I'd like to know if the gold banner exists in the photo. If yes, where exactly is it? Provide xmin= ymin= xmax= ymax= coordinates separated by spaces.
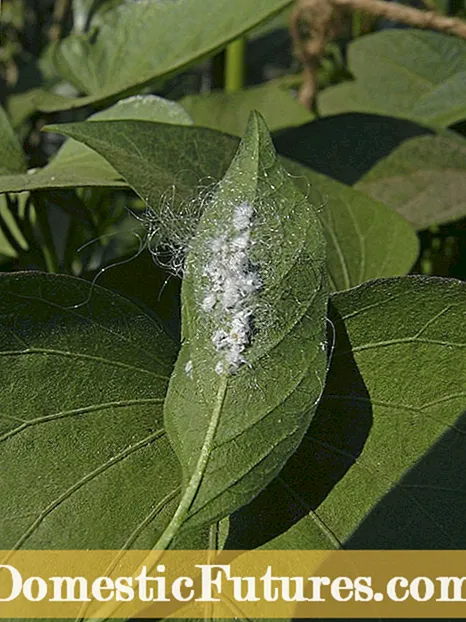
xmin=1 ymin=550 xmax=466 ymax=618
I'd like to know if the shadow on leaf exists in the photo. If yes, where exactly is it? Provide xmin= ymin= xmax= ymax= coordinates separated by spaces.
xmin=346 ymin=407 xmax=466 ymax=550
xmin=273 ymin=113 xmax=433 ymax=185
xmin=226 ymin=301 xmax=372 ymax=549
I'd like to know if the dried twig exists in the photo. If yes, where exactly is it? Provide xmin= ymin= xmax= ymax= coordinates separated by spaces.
xmin=291 ymin=0 xmax=466 ymax=109
xmin=49 ymin=0 xmax=71 ymax=41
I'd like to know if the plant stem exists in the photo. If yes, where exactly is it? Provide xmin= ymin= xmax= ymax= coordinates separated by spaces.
xmin=291 ymin=0 xmax=466 ymax=109
xmin=31 ymin=192 xmax=59 ymax=273
xmin=88 ymin=376 xmax=229 ymax=622
xmin=153 ymin=376 xmax=228 ymax=551
xmin=225 ymin=38 xmax=246 ymax=93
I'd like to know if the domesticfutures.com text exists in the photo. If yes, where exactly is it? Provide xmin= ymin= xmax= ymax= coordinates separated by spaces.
xmin=1 ymin=563 xmax=466 ymax=604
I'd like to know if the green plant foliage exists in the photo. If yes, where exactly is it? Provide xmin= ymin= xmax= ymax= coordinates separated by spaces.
xmin=319 ymin=30 xmax=466 ymax=128
xmin=274 ymin=113 xmax=466 ymax=231
xmin=47 ymin=94 xmax=193 ymax=182
xmin=44 ymin=119 xmax=419 ymax=291
xmin=272 ymin=113 xmax=434 ymax=186
xmin=36 ymin=0 xmax=293 ymax=112
xmin=0 ymin=272 xmax=183 ymax=550
xmin=1 ymin=271 xmax=464 ymax=558
xmin=0 ymin=95 xmax=192 ymax=193
xmin=181 ymin=81 xmax=313 ymax=136
xmin=0 ymin=0 xmax=465 ymax=599
xmin=229 ymin=276 xmax=466 ymax=551
xmin=297 ymin=169 xmax=420 ymax=291
xmin=161 ymin=113 xmax=328 ymax=538
xmin=0 ymin=194 xmax=29 ymax=259
xmin=356 ymin=134 xmax=466 ymax=229
xmin=0 ymin=105 xmax=27 ymax=175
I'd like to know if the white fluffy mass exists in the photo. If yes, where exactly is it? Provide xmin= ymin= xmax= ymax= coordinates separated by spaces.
xmin=201 ymin=201 xmax=261 ymax=374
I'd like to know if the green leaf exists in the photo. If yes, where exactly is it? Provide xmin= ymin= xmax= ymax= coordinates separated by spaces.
xmin=0 ymin=194 xmax=29 ymax=259
xmin=274 ymin=113 xmax=466 ymax=231
xmin=46 ymin=94 xmax=193 ymax=182
xmin=181 ymin=81 xmax=313 ymax=137
xmin=319 ymin=30 xmax=466 ymax=128
xmin=356 ymin=133 xmax=466 ymax=229
xmin=0 ymin=272 xmax=182 ymax=550
xmin=0 ymin=95 xmax=192 ymax=194
xmin=293 ymin=168 xmax=420 ymax=292
xmin=273 ymin=113 xmax=434 ymax=186
xmin=44 ymin=120 xmax=419 ymax=290
xmin=38 ymin=0 xmax=293 ymax=112
xmin=228 ymin=276 xmax=466 ymax=550
xmin=0 ymin=105 xmax=27 ymax=175
xmin=159 ymin=112 xmax=328 ymax=539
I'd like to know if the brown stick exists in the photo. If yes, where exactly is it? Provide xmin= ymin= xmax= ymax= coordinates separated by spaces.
xmin=48 ymin=0 xmax=71 ymax=41
xmin=335 ymin=0 xmax=466 ymax=38
xmin=291 ymin=0 xmax=466 ymax=110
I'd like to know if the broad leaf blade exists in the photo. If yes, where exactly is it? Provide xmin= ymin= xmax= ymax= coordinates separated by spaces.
xmin=46 ymin=94 xmax=193 ymax=181
xmin=273 ymin=113 xmax=434 ymax=186
xmin=163 ymin=112 xmax=328 ymax=532
xmin=357 ymin=134 xmax=466 ymax=229
xmin=39 ymin=0 xmax=293 ymax=111
xmin=181 ymin=81 xmax=313 ymax=136
xmin=319 ymin=30 xmax=466 ymax=128
xmin=44 ymin=120 xmax=418 ymax=290
xmin=285 ymin=162 xmax=419 ymax=291
xmin=0 ymin=95 xmax=192 ymax=193
xmin=0 ymin=273 xmax=180 ymax=550
xmin=227 ymin=276 xmax=466 ymax=550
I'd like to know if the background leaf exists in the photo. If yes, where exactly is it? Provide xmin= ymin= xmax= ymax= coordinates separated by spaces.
xmin=46 ymin=94 xmax=193 ymax=182
xmin=0 ymin=95 xmax=192 ymax=194
xmin=319 ymin=30 xmax=466 ymax=128
xmin=275 ymin=113 xmax=466 ymax=230
xmin=273 ymin=113 xmax=434 ymax=186
xmin=44 ymin=120 xmax=419 ymax=291
xmin=38 ymin=0 xmax=293 ymax=112
xmin=0 ymin=194 xmax=30 ymax=260
xmin=227 ymin=276 xmax=466 ymax=550
xmin=162 ymin=112 xmax=328 ymax=534
xmin=181 ymin=81 xmax=313 ymax=136
xmin=0 ymin=272 xmax=183 ymax=550
xmin=0 ymin=105 xmax=27 ymax=175
xmin=291 ymin=168 xmax=420 ymax=292
xmin=356 ymin=134 xmax=466 ymax=229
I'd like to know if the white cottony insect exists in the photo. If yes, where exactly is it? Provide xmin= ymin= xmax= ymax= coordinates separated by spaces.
xmin=184 ymin=359 xmax=193 ymax=378
xmin=200 ymin=201 xmax=261 ymax=374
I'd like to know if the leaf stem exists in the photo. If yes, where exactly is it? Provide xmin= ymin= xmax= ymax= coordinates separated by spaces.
xmin=88 ymin=375 xmax=229 ymax=622
xmin=154 ymin=375 xmax=228 ymax=550
xmin=225 ymin=38 xmax=246 ymax=93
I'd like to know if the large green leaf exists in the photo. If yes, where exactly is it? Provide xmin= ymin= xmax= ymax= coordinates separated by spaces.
xmin=0 ymin=105 xmax=27 ymax=175
xmin=157 ymin=113 xmax=328 ymax=540
xmin=37 ymin=0 xmax=293 ymax=112
xmin=0 ymin=95 xmax=192 ymax=194
xmin=47 ymin=94 xmax=193 ymax=181
xmin=181 ymin=81 xmax=313 ymax=137
xmin=356 ymin=134 xmax=466 ymax=229
xmin=0 ymin=272 xmax=183 ymax=550
xmin=285 ymin=163 xmax=419 ymax=292
xmin=273 ymin=113 xmax=434 ymax=186
xmin=228 ymin=275 xmax=466 ymax=551
xmin=274 ymin=113 xmax=466 ymax=230
xmin=319 ymin=30 xmax=466 ymax=128
xmin=44 ymin=120 xmax=419 ymax=291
